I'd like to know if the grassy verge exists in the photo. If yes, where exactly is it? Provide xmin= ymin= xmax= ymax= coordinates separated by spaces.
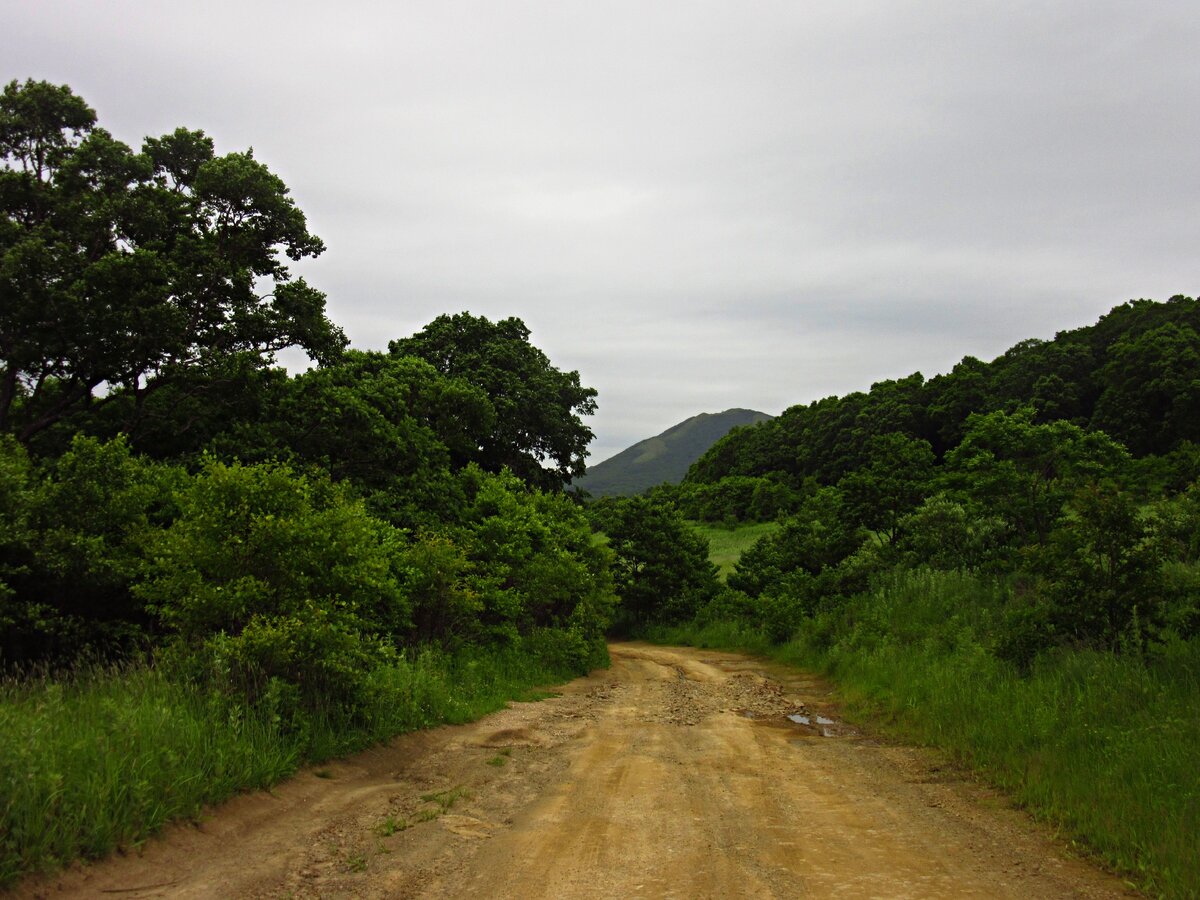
xmin=0 ymin=639 xmax=601 ymax=888
xmin=646 ymin=570 xmax=1200 ymax=899
xmin=688 ymin=520 xmax=781 ymax=580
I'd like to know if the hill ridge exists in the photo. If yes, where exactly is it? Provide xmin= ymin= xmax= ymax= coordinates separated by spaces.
xmin=577 ymin=408 xmax=772 ymax=497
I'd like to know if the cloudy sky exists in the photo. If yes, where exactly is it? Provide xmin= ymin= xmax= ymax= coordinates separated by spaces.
xmin=6 ymin=1 xmax=1199 ymax=462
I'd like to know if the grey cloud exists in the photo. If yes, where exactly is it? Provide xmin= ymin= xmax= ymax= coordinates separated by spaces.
xmin=5 ymin=1 xmax=1198 ymax=463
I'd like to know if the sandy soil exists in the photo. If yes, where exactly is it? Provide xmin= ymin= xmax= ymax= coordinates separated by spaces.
xmin=16 ymin=643 xmax=1138 ymax=899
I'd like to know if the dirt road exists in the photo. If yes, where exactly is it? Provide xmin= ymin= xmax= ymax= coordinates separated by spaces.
xmin=19 ymin=643 xmax=1136 ymax=899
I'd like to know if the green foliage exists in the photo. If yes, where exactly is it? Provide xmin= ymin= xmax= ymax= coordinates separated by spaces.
xmin=838 ymin=432 xmax=934 ymax=540
xmin=1032 ymin=482 xmax=1164 ymax=650
xmin=686 ymin=296 xmax=1200 ymax=489
xmin=1093 ymin=320 xmax=1200 ymax=455
xmin=1153 ymin=481 xmax=1200 ymax=566
xmin=944 ymin=408 xmax=1130 ymax=546
xmin=674 ymin=474 xmax=802 ymax=524
xmin=0 ymin=79 xmax=345 ymax=442
xmin=892 ymin=493 xmax=1007 ymax=570
xmin=1 ymin=435 xmax=182 ymax=663
xmin=390 ymin=313 xmax=597 ymax=490
xmin=603 ymin=496 xmax=719 ymax=629
xmin=452 ymin=467 xmax=616 ymax=646
xmin=0 ymin=437 xmax=34 ymax=644
xmin=398 ymin=532 xmax=482 ymax=645
xmin=137 ymin=459 xmax=408 ymax=715
xmin=209 ymin=350 xmax=484 ymax=525
xmin=576 ymin=409 xmax=772 ymax=498
xmin=727 ymin=487 xmax=865 ymax=602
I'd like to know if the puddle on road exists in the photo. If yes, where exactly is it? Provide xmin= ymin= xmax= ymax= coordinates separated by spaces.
xmin=787 ymin=715 xmax=844 ymax=737
xmin=740 ymin=709 xmax=851 ymax=739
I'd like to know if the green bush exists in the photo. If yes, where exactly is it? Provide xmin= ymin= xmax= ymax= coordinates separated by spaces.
xmin=1034 ymin=482 xmax=1163 ymax=650
xmin=603 ymin=496 xmax=719 ymax=629
xmin=138 ymin=458 xmax=408 ymax=714
xmin=728 ymin=487 xmax=864 ymax=599
xmin=2 ymin=435 xmax=184 ymax=664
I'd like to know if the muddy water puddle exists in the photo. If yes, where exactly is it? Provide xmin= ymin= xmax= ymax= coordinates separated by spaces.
xmin=735 ymin=707 xmax=853 ymax=740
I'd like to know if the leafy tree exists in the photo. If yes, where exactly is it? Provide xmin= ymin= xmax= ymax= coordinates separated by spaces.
xmin=0 ymin=79 xmax=345 ymax=442
xmin=207 ymin=351 xmax=491 ymax=525
xmin=67 ymin=352 xmax=292 ymax=463
xmin=893 ymin=494 xmax=1007 ymax=571
xmin=1034 ymin=482 xmax=1164 ymax=650
xmin=674 ymin=475 xmax=802 ymax=524
xmin=390 ymin=313 xmax=596 ymax=489
xmin=728 ymin=486 xmax=865 ymax=600
xmin=451 ymin=467 xmax=615 ymax=642
xmin=0 ymin=435 xmax=183 ymax=663
xmin=838 ymin=432 xmax=935 ymax=541
xmin=1092 ymin=321 xmax=1200 ymax=455
xmin=945 ymin=408 xmax=1130 ymax=547
xmin=0 ymin=436 xmax=35 ymax=652
xmin=396 ymin=532 xmax=481 ymax=645
xmin=603 ymin=497 xmax=718 ymax=629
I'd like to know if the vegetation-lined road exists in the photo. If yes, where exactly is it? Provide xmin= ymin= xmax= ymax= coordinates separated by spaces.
xmin=22 ymin=644 xmax=1133 ymax=899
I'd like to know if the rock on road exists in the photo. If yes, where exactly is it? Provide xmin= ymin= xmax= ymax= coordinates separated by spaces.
xmin=21 ymin=644 xmax=1136 ymax=899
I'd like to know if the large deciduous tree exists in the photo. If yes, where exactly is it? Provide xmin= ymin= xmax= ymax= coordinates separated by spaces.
xmin=0 ymin=79 xmax=346 ymax=441
xmin=389 ymin=312 xmax=597 ymax=490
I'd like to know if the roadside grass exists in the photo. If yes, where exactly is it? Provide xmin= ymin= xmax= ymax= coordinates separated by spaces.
xmin=0 ymin=639 xmax=603 ymax=889
xmin=687 ymin=520 xmax=781 ymax=580
xmin=647 ymin=569 xmax=1200 ymax=899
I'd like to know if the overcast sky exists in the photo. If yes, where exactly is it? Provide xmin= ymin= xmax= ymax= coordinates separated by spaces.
xmin=6 ymin=1 xmax=1199 ymax=462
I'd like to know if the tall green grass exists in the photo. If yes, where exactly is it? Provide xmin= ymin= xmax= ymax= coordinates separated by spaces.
xmin=650 ymin=570 xmax=1200 ymax=899
xmin=688 ymin=520 xmax=781 ymax=580
xmin=0 ymin=638 xmax=601 ymax=888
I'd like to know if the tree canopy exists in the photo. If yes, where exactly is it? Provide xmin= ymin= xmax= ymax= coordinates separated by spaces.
xmin=0 ymin=79 xmax=346 ymax=442
xmin=390 ymin=312 xmax=597 ymax=490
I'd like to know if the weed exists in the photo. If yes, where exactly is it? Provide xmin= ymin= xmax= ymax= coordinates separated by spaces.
xmin=313 ymin=768 xmax=334 ymax=779
xmin=420 ymin=785 xmax=472 ymax=812
xmin=375 ymin=815 xmax=408 ymax=837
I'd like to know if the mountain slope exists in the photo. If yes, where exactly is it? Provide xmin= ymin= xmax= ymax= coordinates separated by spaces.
xmin=576 ymin=409 xmax=772 ymax=497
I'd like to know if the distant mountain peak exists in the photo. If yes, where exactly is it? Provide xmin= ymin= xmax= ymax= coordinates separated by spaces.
xmin=575 ymin=408 xmax=772 ymax=497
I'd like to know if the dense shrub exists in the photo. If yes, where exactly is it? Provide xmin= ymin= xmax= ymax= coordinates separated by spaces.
xmin=728 ymin=487 xmax=865 ymax=599
xmin=1 ymin=436 xmax=183 ymax=663
xmin=137 ymin=459 xmax=408 ymax=714
xmin=603 ymin=496 xmax=719 ymax=629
